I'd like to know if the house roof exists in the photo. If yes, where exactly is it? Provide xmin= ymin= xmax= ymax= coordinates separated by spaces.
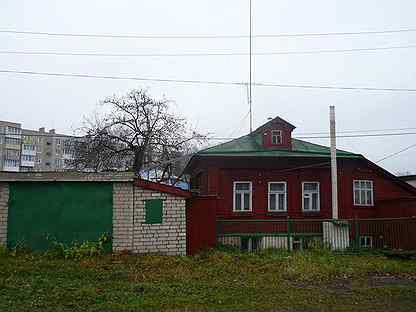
xmin=399 ymin=175 xmax=416 ymax=181
xmin=134 ymin=179 xmax=192 ymax=198
xmin=253 ymin=116 xmax=296 ymax=133
xmin=196 ymin=132 xmax=362 ymax=159
xmin=0 ymin=171 xmax=136 ymax=182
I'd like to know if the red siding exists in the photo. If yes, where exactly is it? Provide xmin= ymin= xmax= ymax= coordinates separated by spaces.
xmin=192 ymin=157 xmax=416 ymax=220
xmin=186 ymin=196 xmax=217 ymax=255
xmin=262 ymin=128 xmax=293 ymax=150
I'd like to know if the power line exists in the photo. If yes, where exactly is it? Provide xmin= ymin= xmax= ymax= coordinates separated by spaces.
xmin=297 ymin=132 xmax=416 ymax=139
xmin=2 ymin=131 xmax=416 ymax=140
xmin=2 ymin=69 xmax=416 ymax=92
xmin=1 ymin=28 xmax=416 ymax=39
xmin=376 ymin=143 xmax=416 ymax=163
xmin=3 ymin=45 xmax=416 ymax=58
xmin=295 ymin=127 xmax=416 ymax=135
xmin=208 ymin=132 xmax=416 ymax=140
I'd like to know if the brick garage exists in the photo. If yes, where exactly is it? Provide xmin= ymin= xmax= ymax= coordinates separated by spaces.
xmin=0 ymin=172 xmax=190 ymax=256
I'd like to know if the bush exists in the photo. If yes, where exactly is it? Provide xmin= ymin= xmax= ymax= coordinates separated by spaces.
xmin=0 ymin=245 xmax=8 ymax=257
xmin=45 ymin=233 xmax=111 ymax=260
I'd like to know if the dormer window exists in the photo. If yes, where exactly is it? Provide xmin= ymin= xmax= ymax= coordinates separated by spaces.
xmin=271 ymin=130 xmax=282 ymax=145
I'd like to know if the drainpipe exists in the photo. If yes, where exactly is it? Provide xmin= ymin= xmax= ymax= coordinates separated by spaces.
xmin=330 ymin=106 xmax=339 ymax=220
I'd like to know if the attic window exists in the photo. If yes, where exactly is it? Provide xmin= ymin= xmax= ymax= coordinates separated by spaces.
xmin=271 ymin=130 xmax=282 ymax=145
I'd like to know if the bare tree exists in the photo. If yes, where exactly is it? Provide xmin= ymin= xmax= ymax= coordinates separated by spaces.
xmin=71 ymin=89 xmax=205 ymax=178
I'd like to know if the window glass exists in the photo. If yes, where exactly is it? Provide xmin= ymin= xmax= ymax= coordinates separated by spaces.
xmin=243 ymin=193 xmax=250 ymax=210
xmin=269 ymin=194 xmax=276 ymax=210
xmin=270 ymin=183 xmax=285 ymax=192
xmin=236 ymin=183 xmax=250 ymax=191
xmin=271 ymin=130 xmax=282 ymax=145
xmin=303 ymin=182 xmax=320 ymax=211
xmin=304 ymin=182 xmax=318 ymax=192
xmin=268 ymin=182 xmax=287 ymax=212
xmin=235 ymin=193 xmax=242 ymax=210
xmin=278 ymin=194 xmax=285 ymax=210
xmin=353 ymin=180 xmax=374 ymax=206
xmin=234 ymin=182 xmax=252 ymax=212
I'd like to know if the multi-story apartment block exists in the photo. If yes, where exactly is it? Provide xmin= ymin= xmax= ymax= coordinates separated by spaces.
xmin=0 ymin=121 xmax=22 ymax=172
xmin=0 ymin=120 xmax=77 ymax=172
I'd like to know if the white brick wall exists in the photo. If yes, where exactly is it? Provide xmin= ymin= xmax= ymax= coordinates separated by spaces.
xmin=0 ymin=183 xmax=9 ymax=246
xmin=112 ymin=183 xmax=187 ymax=256
xmin=112 ymin=183 xmax=134 ymax=252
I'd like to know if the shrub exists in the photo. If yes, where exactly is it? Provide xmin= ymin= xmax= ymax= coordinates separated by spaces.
xmin=0 ymin=245 xmax=8 ymax=257
xmin=45 ymin=233 xmax=111 ymax=260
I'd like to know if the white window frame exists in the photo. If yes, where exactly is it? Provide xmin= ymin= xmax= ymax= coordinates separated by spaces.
xmin=268 ymin=182 xmax=287 ymax=212
xmin=302 ymin=181 xmax=320 ymax=212
xmin=271 ymin=130 xmax=282 ymax=145
xmin=233 ymin=181 xmax=252 ymax=212
xmin=353 ymin=180 xmax=374 ymax=206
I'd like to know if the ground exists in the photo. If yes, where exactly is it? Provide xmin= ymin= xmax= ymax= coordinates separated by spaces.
xmin=1 ymin=249 xmax=416 ymax=311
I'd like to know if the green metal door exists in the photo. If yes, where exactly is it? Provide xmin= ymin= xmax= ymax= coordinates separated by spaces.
xmin=8 ymin=182 xmax=113 ymax=252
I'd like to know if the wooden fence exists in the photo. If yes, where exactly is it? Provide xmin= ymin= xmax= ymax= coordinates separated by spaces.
xmin=216 ymin=217 xmax=416 ymax=252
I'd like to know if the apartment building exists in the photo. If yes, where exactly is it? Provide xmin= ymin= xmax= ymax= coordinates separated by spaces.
xmin=0 ymin=120 xmax=77 ymax=172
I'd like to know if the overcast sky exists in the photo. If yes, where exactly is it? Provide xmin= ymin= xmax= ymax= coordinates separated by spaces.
xmin=1 ymin=0 xmax=416 ymax=174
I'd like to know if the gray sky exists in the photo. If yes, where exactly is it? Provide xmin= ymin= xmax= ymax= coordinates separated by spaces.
xmin=1 ymin=0 xmax=416 ymax=174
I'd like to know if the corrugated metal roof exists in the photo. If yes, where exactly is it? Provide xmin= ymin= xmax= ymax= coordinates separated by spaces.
xmin=197 ymin=134 xmax=362 ymax=159
xmin=0 ymin=171 xmax=136 ymax=182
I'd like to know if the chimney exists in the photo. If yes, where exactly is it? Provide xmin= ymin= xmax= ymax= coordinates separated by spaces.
xmin=39 ymin=127 xmax=45 ymax=133
xmin=49 ymin=129 xmax=55 ymax=134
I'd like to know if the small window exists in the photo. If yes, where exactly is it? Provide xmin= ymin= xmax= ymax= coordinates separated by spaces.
xmin=233 ymin=181 xmax=252 ymax=212
xmin=268 ymin=182 xmax=287 ymax=212
xmin=271 ymin=130 xmax=282 ymax=145
xmin=145 ymin=199 xmax=163 ymax=224
xmin=360 ymin=236 xmax=372 ymax=248
xmin=302 ymin=182 xmax=320 ymax=212
xmin=353 ymin=180 xmax=374 ymax=206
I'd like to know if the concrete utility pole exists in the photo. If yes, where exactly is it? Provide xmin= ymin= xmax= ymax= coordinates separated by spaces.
xmin=330 ymin=106 xmax=339 ymax=219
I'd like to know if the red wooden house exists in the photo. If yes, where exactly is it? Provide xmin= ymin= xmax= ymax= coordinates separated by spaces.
xmin=184 ymin=116 xmax=416 ymax=251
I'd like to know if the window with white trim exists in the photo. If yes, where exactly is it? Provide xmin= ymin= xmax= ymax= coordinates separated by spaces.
xmin=353 ymin=180 xmax=374 ymax=206
xmin=268 ymin=182 xmax=287 ymax=212
xmin=271 ymin=130 xmax=282 ymax=145
xmin=233 ymin=181 xmax=252 ymax=212
xmin=302 ymin=182 xmax=320 ymax=212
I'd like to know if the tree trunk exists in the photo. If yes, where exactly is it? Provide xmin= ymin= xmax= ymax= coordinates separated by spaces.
xmin=133 ymin=149 xmax=145 ymax=175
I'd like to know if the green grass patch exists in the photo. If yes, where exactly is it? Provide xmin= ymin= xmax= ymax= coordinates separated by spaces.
xmin=1 ymin=249 xmax=416 ymax=311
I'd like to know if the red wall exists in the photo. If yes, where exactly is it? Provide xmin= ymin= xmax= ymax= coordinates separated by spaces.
xmin=262 ymin=128 xmax=293 ymax=150
xmin=191 ymin=157 xmax=416 ymax=220
xmin=186 ymin=196 xmax=217 ymax=255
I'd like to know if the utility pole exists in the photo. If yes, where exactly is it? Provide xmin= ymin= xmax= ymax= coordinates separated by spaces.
xmin=249 ymin=0 xmax=253 ymax=133
xmin=330 ymin=106 xmax=339 ymax=219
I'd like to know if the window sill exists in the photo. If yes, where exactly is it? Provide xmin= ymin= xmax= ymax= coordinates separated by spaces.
xmin=353 ymin=205 xmax=374 ymax=209
xmin=267 ymin=212 xmax=288 ymax=216
xmin=233 ymin=211 xmax=254 ymax=216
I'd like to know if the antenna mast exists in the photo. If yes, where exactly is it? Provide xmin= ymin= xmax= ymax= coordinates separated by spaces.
xmin=249 ymin=0 xmax=253 ymax=132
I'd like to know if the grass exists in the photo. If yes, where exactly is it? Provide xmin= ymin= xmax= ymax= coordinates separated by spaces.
xmin=1 ymin=248 xmax=416 ymax=311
